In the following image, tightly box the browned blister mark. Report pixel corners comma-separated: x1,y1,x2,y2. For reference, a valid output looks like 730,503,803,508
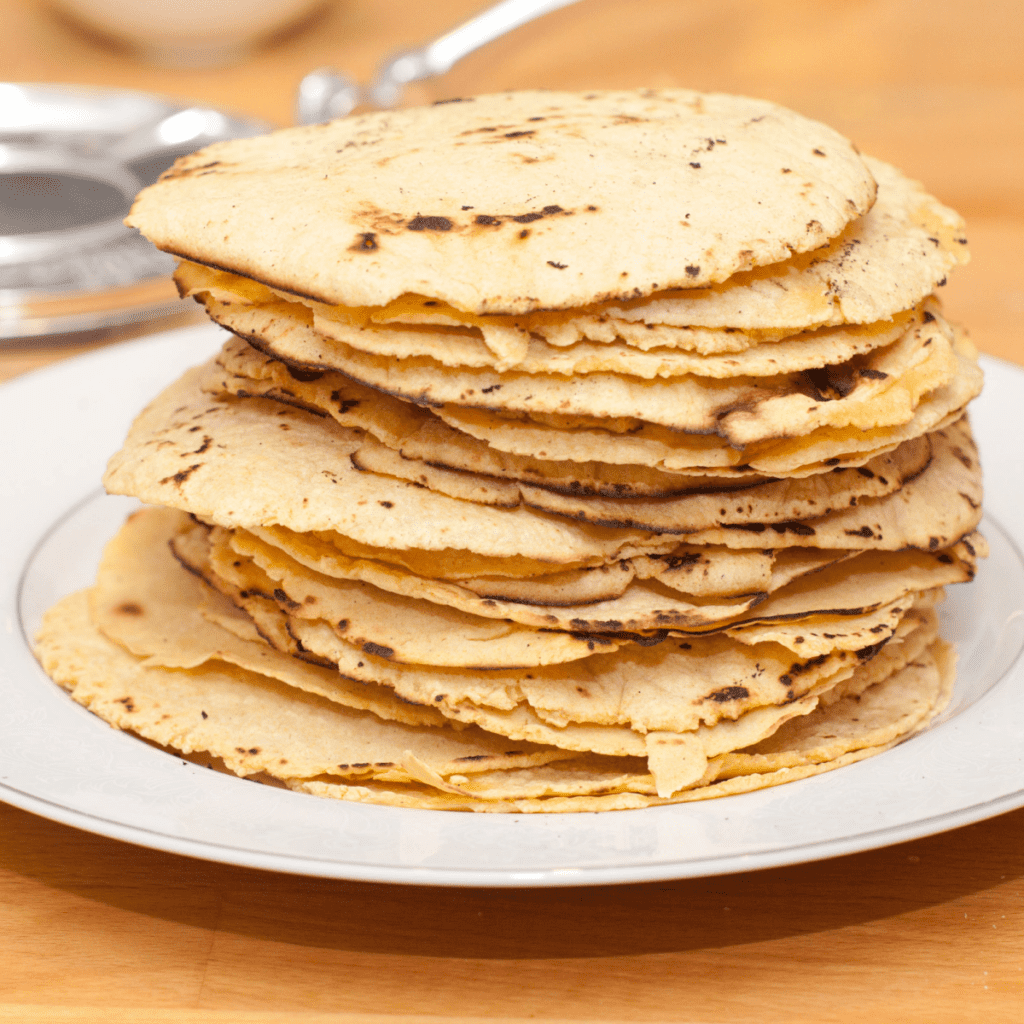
407,216,453,232
350,232,378,252
160,463,202,487
704,686,751,703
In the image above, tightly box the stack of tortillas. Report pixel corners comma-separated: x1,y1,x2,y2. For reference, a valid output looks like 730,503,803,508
35,89,986,812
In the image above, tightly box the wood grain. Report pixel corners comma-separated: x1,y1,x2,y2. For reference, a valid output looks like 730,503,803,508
1,1,1022,1020
1,796,1023,1022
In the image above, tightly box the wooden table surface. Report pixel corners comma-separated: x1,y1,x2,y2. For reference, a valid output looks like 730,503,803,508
2,1,1022,1020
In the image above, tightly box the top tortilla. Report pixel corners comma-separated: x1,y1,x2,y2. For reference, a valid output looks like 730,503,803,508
126,89,875,313
174,156,965,353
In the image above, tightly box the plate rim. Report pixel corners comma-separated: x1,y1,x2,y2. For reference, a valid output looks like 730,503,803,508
3,770,1024,888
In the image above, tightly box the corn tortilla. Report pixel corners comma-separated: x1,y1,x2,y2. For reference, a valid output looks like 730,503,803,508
128,89,876,313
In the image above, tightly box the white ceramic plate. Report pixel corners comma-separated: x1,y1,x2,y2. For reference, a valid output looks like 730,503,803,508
3,325,1023,887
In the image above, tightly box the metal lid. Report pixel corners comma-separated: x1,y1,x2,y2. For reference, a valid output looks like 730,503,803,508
0,82,269,341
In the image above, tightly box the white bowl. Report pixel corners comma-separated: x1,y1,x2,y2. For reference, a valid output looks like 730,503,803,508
54,0,328,67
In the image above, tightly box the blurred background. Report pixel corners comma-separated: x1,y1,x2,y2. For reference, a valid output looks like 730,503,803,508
1,0,1021,374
